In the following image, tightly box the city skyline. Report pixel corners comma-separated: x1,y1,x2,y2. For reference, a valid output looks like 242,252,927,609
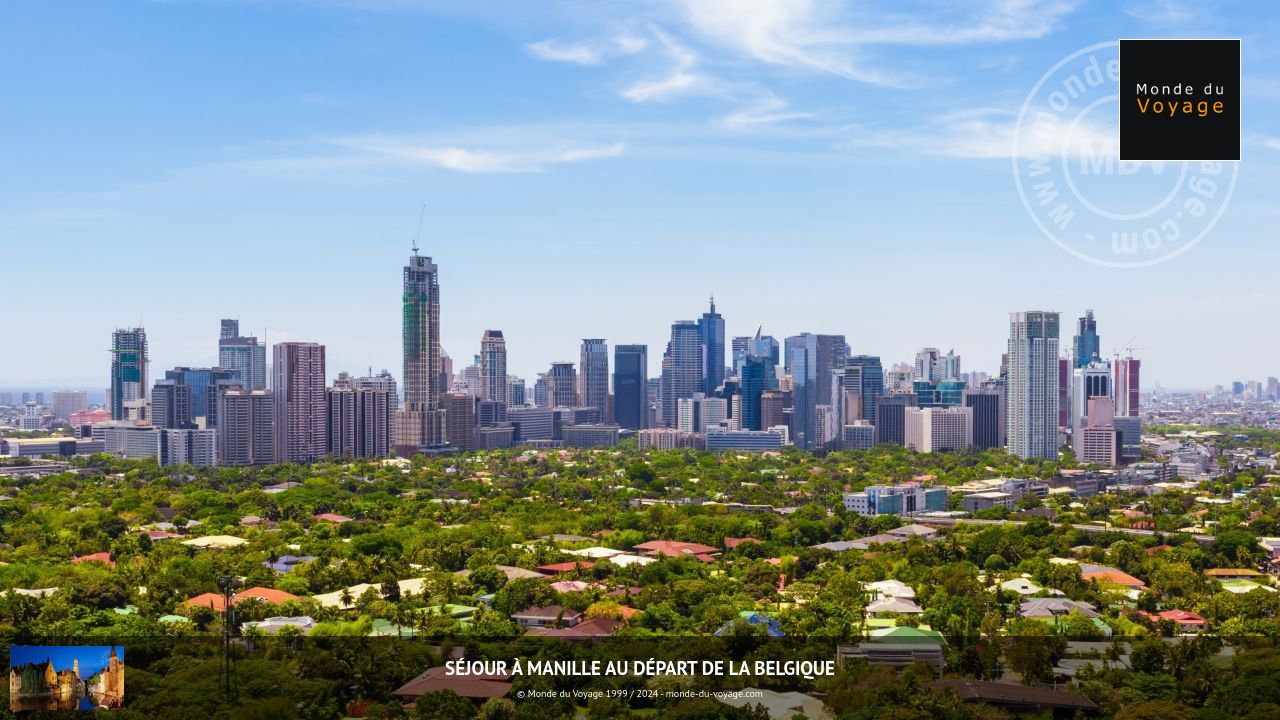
4,2,1280,389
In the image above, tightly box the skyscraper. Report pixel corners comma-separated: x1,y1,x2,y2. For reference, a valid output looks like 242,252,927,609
874,394,916,446
613,344,648,430
443,391,477,452
479,330,508,408
273,342,327,463
661,321,702,428
1114,357,1141,417
110,327,148,421
1007,311,1060,460
738,355,772,431
847,355,884,426
963,386,1005,450
151,380,194,430
1070,361,1111,436
216,387,274,466
784,333,846,450
579,339,609,412
165,367,238,421
1073,309,1101,368
51,390,87,422
914,348,941,383
218,319,267,391
395,250,444,454
547,361,578,408
698,297,725,395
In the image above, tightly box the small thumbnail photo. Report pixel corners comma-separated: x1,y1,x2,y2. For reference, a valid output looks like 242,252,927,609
9,645,124,711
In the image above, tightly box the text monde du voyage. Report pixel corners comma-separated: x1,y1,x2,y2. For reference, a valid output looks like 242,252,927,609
1134,82,1228,118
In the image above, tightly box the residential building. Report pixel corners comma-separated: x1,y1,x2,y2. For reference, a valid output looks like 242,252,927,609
705,427,786,452
51,390,87,422
217,388,274,466
1115,356,1141,417
151,379,194,430
273,342,326,463
1007,311,1060,459
905,407,973,452
842,421,875,450
563,424,620,448
442,391,476,452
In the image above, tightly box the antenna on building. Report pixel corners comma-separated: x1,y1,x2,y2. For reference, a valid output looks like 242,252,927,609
412,204,426,256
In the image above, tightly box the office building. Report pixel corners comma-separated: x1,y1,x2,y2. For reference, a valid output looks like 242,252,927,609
478,425,515,450
395,250,445,454
1006,311,1060,460
165,367,238,422
110,327,148,421
151,379,194,430
1073,309,1101,368
842,422,876,450
905,406,973,453
847,355,884,426
698,297,725,395
705,427,786,452
1070,361,1112,435
843,485,948,517
1114,357,1141,417
1114,415,1141,462
104,424,161,460
1058,357,1071,428
158,428,216,467
759,390,788,432
661,321,702,428
443,391,476,452
874,394,916,446
51,390,87,422
273,342,327,463
508,376,526,407
914,348,941,383
218,319,267,391
738,355,771,431
507,407,554,442
940,350,961,381
547,361,578,408
563,424,620,448
578,339,609,415
216,388,274,466
1074,397,1119,466
964,387,1005,450
613,344,647,430
785,333,846,450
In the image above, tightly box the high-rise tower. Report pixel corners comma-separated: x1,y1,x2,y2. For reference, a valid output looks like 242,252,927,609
110,327,148,421
1073,309,1101,369
1007,311,1060,459
480,330,508,407
579,339,609,413
395,248,444,454
273,342,327,463
698,296,725,395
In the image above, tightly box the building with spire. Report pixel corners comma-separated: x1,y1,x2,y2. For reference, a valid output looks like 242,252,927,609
1073,309,1101,368
698,296,725,395
394,246,444,455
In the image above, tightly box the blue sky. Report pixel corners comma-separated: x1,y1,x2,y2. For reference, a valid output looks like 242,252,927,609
2,0,1278,391
10,645,122,679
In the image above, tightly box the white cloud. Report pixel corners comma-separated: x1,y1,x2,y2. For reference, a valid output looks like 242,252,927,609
620,27,712,102
843,107,1115,159
527,34,649,66
674,0,1078,86
332,136,626,173
719,96,814,129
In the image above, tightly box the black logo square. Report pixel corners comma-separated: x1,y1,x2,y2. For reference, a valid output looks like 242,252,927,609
1120,39,1240,161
